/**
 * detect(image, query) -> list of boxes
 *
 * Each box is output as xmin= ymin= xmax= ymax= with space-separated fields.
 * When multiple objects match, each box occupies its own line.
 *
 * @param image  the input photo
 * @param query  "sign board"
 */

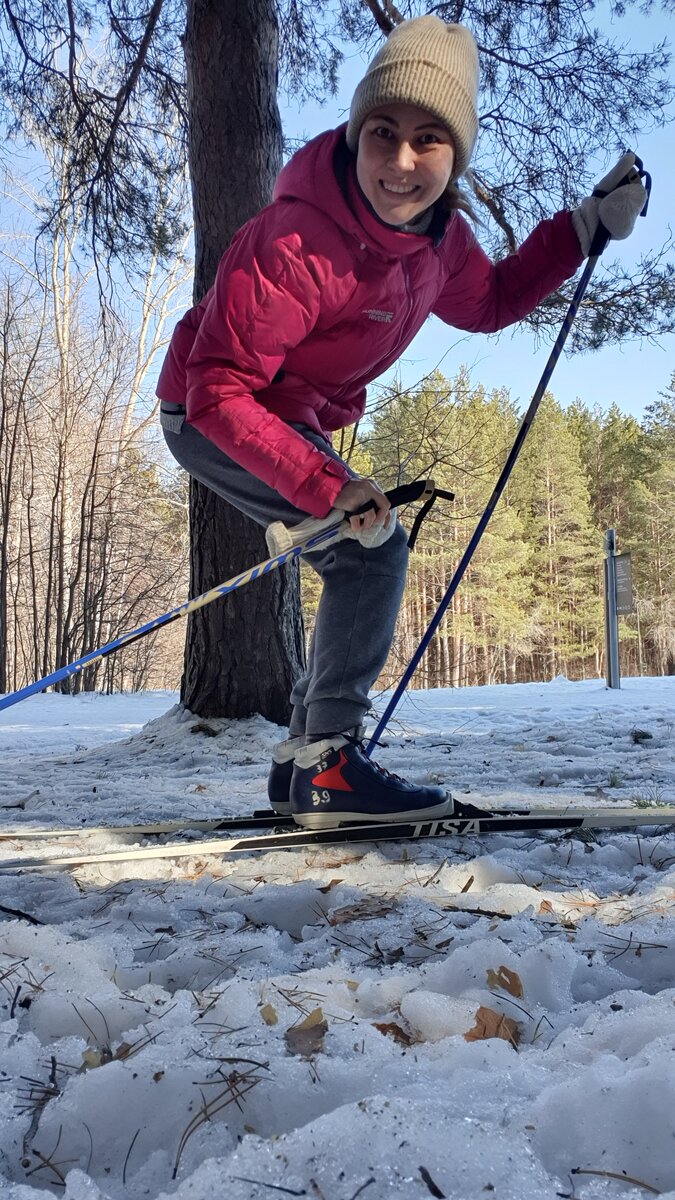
xmin=615 ymin=552 xmax=634 ymax=615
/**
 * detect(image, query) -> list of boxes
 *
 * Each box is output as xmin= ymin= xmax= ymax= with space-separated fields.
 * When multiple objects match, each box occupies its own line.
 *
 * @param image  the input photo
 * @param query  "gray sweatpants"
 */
xmin=161 ymin=405 xmax=408 ymax=736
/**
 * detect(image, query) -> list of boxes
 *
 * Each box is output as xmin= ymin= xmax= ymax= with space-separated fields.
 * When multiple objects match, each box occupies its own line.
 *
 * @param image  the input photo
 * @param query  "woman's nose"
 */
xmin=390 ymin=141 xmax=416 ymax=173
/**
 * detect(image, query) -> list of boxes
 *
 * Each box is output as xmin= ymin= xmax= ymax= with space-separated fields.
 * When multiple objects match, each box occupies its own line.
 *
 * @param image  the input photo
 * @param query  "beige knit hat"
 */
xmin=346 ymin=16 xmax=479 ymax=180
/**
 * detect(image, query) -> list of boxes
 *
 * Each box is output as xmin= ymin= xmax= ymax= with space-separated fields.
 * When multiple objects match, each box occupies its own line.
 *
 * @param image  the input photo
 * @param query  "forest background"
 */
xmin=0 ymin=1 xmax=674 ymax=703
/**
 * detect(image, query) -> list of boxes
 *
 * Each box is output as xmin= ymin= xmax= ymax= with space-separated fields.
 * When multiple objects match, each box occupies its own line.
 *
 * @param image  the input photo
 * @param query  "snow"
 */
xmin=0 ymin=676 xmax=674 ymax=1200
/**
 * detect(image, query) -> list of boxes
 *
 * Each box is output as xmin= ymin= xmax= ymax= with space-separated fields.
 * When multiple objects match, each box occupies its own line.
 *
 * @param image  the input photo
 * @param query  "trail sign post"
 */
xmin=604 ymin=529 xmax=621 ymax=689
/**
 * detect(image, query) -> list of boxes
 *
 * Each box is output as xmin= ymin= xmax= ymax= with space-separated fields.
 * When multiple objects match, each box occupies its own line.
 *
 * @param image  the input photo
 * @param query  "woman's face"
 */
xmin=356 ymin=103 xmax=456 ymax=226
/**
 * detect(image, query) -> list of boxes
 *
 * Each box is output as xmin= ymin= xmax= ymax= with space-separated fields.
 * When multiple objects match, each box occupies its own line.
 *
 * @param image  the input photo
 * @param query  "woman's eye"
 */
xmin=373 ymin=126 xmax=393 ymax=139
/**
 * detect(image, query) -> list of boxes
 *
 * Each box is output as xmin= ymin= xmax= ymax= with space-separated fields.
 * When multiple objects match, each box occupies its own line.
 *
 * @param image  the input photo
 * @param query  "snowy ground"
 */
xmin=0 ymin=677 xmax=674 ymax=1200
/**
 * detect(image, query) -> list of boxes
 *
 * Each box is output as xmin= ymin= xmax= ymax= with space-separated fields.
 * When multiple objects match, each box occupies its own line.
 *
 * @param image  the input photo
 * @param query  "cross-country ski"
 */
xmin=3 ymin=804 xmax=675 ymax=872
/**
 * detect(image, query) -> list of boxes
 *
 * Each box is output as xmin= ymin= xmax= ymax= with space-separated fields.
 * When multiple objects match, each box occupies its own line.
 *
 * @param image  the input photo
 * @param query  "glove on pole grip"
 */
xmin=588 ymin=150 xmax=651 ymax=257
xmin=265 ymin=479 xmax=453 ymax=555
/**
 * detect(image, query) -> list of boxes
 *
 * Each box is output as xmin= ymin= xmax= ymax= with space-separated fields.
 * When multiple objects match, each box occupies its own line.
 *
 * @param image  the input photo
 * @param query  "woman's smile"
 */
xmin=380 ymin=181 xmax=419 ymax=195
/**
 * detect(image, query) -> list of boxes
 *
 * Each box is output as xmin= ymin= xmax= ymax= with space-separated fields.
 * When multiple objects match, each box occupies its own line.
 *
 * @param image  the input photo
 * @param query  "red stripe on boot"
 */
xmin=311 ymin=750 xmax=353 ymax=792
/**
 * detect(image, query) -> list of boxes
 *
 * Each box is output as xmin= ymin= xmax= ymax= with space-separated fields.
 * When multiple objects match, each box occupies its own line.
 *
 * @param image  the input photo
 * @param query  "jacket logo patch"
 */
xmin=364 ymin=308 xmax=394 ymax=323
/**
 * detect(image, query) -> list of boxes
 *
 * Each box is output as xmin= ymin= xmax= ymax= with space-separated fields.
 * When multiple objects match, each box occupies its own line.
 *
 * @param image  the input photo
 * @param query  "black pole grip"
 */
xmin=351 ymin=479 xmax=436 ymax=518
xmin=349 ymin=479 xmax=454 ymax=548
xmin=386 ymin=480 xmax=437 ymax=507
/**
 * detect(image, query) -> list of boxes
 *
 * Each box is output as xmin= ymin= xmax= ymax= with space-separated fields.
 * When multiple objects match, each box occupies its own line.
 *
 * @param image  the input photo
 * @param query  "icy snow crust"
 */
xmin=0 ymin=678 xmax=674 ymax=1200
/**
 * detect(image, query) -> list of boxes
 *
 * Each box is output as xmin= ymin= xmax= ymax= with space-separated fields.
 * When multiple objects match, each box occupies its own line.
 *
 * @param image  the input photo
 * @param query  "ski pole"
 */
xmin=0 ymin=480 xmax=445 ymax=714
xmin=367 ymin=157 xmax=651 ymax=752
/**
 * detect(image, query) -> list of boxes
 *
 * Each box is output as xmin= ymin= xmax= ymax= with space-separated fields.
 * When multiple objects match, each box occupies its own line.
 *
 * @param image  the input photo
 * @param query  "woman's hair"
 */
xmin=442 ymin=175 xmax=477 ymax=222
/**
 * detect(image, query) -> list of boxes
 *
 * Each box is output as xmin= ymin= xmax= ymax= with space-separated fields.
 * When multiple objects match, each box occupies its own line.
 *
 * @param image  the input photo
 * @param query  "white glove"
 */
xmin=265 ymin=506 xmax=398 ymax=555
xmin=571 ymin=152 xmax=647 ymax=257
xmin=342 ymin=510 xmax=398 ymax=548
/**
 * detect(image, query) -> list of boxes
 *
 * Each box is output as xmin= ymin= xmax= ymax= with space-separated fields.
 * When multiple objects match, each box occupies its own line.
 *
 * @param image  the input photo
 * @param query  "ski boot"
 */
xmin=267 ymin=736 xmax=303 ymax=816
xmin=290 ymin=731 xmax=454 ymax=829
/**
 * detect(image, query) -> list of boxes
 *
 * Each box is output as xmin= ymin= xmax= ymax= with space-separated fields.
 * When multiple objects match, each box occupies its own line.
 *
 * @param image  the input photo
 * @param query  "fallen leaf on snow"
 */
xmin=285 ymin=1007 xmax=327 ymax=1057
xmin=373 ymin=1021 xmax=414 ymax=1046
xmin=328 ymin=898 xmax=395 ymax=924
xmin=464 ymin=1005 xmax=520 ymax=1047
xmin=260 ymin=1003 xmax=278 ymax=1025
xmin=81 ymin=1048 xmax=107 ymax=1069
xmin=486 ymin=965 xmax=524 ymax=998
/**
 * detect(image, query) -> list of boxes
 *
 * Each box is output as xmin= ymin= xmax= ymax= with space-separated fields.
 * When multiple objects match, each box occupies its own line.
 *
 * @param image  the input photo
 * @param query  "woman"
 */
xmin=157 ymin=16 xmax=646 ymax=830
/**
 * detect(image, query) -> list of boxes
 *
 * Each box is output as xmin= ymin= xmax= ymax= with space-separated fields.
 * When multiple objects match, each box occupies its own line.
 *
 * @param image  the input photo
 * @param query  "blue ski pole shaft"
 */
xmin=0 ymin=479 xmax=438 ymax=715
xmin=367 ymin=250 xmax=605 ymax=752
xmin=0 ymin=521 xmax=343 ymax=714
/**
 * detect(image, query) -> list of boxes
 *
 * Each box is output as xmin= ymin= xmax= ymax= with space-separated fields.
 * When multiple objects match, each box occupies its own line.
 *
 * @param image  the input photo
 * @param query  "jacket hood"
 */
xmin=273 ymin=125 xmax=445 ymax=258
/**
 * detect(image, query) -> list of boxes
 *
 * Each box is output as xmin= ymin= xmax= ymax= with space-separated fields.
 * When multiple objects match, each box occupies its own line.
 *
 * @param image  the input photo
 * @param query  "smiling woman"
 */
xmin=355 ymin=106 xmax=456 ymax=227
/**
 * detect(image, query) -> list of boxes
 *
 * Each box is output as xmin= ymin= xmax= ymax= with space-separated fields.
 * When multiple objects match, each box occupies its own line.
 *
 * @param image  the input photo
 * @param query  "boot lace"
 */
xmin=343 ymin=732 xmax=404 ymax=783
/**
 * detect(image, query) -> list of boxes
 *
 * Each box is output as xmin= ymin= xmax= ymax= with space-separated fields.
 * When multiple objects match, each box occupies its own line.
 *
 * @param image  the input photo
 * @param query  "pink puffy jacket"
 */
xmin=157 ymin=126 xmax=583 ymax=517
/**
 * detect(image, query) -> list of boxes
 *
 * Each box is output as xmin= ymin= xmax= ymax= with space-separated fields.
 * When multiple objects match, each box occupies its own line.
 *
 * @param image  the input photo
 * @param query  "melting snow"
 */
xmin=0 ymin=677 xmax=674 ymax=1199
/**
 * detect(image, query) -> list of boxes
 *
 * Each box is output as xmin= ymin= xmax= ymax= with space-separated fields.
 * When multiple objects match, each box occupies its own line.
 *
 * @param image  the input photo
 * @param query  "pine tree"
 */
xmin=634 ymin=389 xmax=675 ymax=673
xmin=366 ymin=371 xmax=533 ymax=687
xmin=516 ymin=394 xmax=603 ymax=679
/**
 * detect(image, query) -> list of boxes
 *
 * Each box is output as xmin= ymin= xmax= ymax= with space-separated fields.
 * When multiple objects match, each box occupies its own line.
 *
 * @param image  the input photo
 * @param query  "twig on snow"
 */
xmin=0 ymin=903 xmax=42 ymax=925
xmin=231 ymin=1180 xmax=306 ymax=1195
xmin=571 ymin=1167 xmax=661 ymax=1194
xmin=123 ymin=1128 xmax=141 ymax=1185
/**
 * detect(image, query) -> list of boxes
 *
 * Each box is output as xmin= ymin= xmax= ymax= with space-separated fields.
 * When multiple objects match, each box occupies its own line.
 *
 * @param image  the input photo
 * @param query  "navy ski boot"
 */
xmin=290 ymin=731 xmax=453 ymax=829
xmin=268 ymin=726 xmax=367 ymax=816
xmin=267 ymin=736 xmax=303 ymax=816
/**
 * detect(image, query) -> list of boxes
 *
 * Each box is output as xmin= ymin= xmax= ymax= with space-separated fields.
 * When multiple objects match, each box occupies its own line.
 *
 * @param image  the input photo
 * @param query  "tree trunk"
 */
xmin=182 ymin=0 xmax=305 ymax=721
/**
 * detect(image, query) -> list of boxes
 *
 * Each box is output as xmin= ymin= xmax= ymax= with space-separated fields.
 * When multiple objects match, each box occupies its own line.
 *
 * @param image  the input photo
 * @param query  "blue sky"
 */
xmin=280 ymin=9 xmax=675 ymax=421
